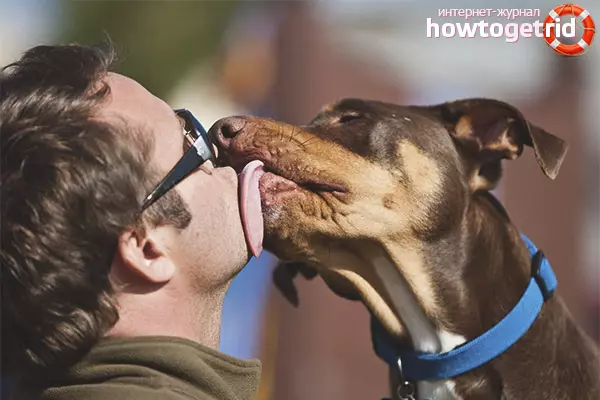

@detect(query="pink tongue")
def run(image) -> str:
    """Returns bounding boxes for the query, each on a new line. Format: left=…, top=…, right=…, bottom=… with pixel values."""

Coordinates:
left=239, top=160, right=265, bottom=257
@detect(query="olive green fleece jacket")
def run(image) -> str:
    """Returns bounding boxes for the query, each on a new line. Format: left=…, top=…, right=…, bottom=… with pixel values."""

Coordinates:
left=10, top=336, right=262, bottom=400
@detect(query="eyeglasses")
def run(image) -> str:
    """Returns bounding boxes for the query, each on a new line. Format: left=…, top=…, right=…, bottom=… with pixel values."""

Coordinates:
left=141, top=109, right=215, bottom=210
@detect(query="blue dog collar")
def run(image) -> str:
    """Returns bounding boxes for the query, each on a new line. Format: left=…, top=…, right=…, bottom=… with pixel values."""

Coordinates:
left=371, top=234, right=557, bottom=382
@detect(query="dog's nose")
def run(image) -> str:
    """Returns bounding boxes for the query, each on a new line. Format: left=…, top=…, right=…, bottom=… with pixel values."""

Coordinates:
left=210, top=116, right=246, bottom=149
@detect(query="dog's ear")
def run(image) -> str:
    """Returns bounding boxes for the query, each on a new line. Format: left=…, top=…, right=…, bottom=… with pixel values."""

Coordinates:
left=273, top=262, right=318, bottom=307
left=272, top=262, right=361, bottom=306
left=431, top=98, right=568, bottom=191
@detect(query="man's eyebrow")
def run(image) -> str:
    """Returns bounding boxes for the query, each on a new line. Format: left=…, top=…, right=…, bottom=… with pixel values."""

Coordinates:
left=174, top=111, right=186, bottom=130
left=173, top=111, right=189, bottom=152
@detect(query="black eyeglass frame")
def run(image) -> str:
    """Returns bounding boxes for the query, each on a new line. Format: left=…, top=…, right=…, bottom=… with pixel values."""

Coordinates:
left=141, top=109, right=215, bottom=210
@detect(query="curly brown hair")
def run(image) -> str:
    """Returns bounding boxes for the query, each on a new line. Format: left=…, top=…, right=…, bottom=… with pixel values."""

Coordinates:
left=1, top=43, right=191, bottom=377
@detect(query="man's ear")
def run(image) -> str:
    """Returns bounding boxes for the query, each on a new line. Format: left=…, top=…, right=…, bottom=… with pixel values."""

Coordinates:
left=116, top=226, right=175, bottom=284
left=429, top=98, right=568, bottom=191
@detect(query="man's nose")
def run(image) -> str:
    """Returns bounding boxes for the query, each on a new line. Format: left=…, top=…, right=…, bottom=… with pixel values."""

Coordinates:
left=209, top=116, right=247, bottom=149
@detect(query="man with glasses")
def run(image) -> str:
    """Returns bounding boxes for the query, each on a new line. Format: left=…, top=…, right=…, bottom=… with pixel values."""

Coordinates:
left=2, top=43, right=263, bottom=399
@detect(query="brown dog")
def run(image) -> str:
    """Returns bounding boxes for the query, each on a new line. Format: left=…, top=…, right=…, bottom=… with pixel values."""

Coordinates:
left=209, top=98, right=600, bottom=399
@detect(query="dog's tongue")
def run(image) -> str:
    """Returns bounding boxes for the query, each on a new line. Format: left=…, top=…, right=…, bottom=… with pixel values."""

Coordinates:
left=239, top=160, right=265, bottom=258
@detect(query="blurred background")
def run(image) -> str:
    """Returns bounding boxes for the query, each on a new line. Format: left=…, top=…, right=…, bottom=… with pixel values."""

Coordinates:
left=1, top=1, right=598, bottom=399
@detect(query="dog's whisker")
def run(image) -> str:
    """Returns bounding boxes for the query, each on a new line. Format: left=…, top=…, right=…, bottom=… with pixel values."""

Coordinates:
left=300, top=136, right=318, bottom=148
left=298, top=138, right=307, bottom=150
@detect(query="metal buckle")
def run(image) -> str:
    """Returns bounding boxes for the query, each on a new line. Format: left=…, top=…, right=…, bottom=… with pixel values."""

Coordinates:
left=396, top=358, right=416, bottom=400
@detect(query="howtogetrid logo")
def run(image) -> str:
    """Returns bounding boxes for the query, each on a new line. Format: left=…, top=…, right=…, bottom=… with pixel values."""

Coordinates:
left=544, top=4, right=595, bottom=56
left=427, top=4, right=595, bottom=57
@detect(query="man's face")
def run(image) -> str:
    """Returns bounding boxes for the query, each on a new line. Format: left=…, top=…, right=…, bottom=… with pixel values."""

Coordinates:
left=101, top=73, right=249, bottom=291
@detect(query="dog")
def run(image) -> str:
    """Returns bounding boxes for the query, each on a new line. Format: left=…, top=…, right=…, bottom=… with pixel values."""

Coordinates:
left=209, top=98, right=600, bottom=399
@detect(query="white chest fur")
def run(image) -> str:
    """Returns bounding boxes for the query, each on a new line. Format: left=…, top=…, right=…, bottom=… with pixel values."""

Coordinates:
left=371, top=253, right=466, bottom=400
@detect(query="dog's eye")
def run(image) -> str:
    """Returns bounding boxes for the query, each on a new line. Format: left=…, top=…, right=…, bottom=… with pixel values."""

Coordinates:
left=337, top=112, right=363, bottom=124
